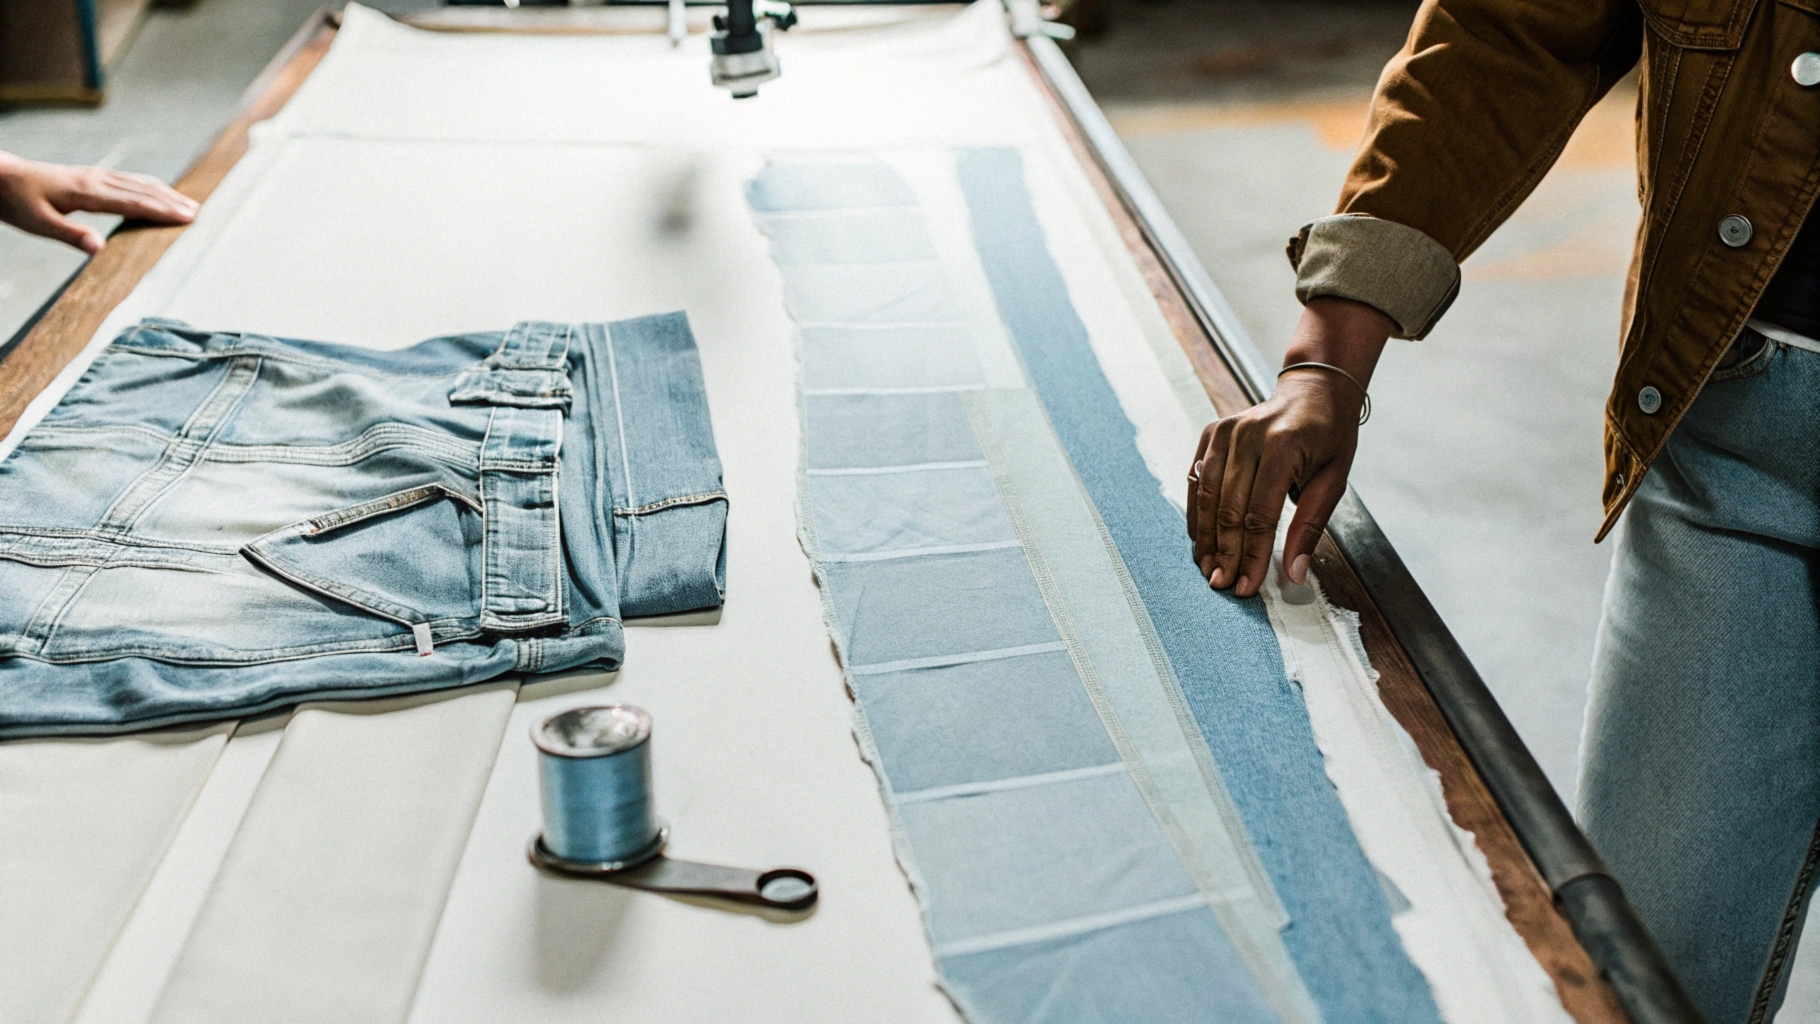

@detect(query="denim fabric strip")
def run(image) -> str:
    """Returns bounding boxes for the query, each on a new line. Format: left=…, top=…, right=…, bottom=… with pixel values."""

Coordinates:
left=753, top=156, right=1295, bottom=1024
left=957, top=146, right=1442, bottom=1023
left=964, top=387, right=1317, bottom=1024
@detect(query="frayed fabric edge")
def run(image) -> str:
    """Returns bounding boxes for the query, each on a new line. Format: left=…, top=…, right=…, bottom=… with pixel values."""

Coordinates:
left=1259, top=520, right=1575, bottom=1024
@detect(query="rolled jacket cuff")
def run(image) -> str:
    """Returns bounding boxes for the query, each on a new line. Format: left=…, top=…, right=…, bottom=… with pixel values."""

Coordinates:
left=1287, top=214, right=1460, bottom=340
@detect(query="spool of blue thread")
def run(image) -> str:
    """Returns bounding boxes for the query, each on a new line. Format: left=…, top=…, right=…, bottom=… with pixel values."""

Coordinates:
left=534, top=705, right=665, bottom=867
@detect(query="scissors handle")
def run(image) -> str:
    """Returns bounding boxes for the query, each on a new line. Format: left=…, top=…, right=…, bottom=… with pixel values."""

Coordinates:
left=528, top=835, right=818, bottom=912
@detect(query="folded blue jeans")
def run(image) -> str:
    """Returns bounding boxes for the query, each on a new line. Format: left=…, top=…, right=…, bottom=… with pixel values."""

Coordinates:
left=0, top=316, right=726, bottom=737
left=1580, top=334, right=1820, bottom=1024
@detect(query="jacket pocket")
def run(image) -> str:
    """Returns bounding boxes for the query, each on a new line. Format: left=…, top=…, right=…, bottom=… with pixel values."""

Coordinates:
left=1638, top=0, right=1758, bottom=48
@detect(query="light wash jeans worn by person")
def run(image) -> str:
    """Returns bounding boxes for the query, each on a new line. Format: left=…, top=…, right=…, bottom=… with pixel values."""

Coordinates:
left=1580, top=329, right=1820, bottom=1024
left=0, top=316, right=727, bottom=739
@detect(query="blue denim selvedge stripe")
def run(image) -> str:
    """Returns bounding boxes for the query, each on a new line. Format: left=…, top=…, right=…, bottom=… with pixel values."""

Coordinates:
left=955, top=147, right=1442, bottom=1024
left=0, top=315, right=723, bottom=737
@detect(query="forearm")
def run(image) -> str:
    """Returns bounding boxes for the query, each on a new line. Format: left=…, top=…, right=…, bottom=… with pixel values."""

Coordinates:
left=1295, top=0, right=1641, bottom=340
left=1283, top=298, right=1393, bottom=388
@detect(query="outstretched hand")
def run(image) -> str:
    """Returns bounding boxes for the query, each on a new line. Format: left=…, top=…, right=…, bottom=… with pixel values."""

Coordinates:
left=0, top=151, right=198, bottom=254
left=1188, top=297, right=1394, bottom=598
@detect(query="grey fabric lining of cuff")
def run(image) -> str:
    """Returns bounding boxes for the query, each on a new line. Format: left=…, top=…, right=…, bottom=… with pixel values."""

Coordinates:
left=1287, top=214, right=1460, bottom=340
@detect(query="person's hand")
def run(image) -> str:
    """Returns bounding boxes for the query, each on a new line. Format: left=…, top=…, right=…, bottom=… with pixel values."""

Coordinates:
left=0, top=151, right=198, bottom=254
left=1188, top=296, right=1393, bottom=598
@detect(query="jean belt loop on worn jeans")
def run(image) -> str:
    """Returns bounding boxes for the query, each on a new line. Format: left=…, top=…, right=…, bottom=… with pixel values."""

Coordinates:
left=457, top=322, right=575, bottom=634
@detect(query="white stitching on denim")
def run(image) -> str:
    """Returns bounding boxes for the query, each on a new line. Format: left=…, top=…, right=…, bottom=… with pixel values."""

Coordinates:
left=603, top=321, right=637, bottom=519
left=305, top=484, right=479, bottom=533
left=0, top=526, right=241, bottom=555
left=610, top=490, right=728, bottom=516
left=203, top=423, right=477, bottom=468
left=109, top=340, right=471, bottom=379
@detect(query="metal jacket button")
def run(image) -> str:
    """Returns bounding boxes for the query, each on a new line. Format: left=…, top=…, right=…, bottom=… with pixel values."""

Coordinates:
left=1720, top=215, right=1754, bottom=247
left=1638, top=386, right=1662, bottom=414
left=1795, top=52, right=1820, bottom=86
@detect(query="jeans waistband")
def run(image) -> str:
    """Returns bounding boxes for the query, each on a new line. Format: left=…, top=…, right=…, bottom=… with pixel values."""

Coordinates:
left=1744, top=318, right=1820, bottom=357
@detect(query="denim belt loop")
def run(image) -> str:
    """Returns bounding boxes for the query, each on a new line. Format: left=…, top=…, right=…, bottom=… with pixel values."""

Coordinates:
left=450, top=320, right=576, bottom=411
left=457, top=322, right=575, bottom=634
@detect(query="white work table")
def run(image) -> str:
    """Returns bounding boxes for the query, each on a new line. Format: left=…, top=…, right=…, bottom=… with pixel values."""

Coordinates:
left=0, top=6, right=1623, bottom=1024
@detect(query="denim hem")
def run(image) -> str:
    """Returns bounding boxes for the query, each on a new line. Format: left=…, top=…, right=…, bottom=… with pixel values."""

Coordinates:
left=0, top=643, right=521, bottom=740
left=513, top=616, right=624, bottom=674
left=1747, top=818, right=1820, bottom=1024
left=1, top=625, right=482, bottom=665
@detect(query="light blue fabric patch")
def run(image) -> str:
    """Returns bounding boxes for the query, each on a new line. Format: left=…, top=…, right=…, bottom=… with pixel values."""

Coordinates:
left=746, top=160, right=917, bottom=212
left=853, top=649, right=1117, bottom=792
left=904, top=768, right=1200, bottom=948
left=941, top=905, right=1281, bottom=1024
left=802, top=392, right=983, bottom=471
left=821, top=548, right=1058, bottom=667
left=780, top=261, right=963, bottom=326
left=806, top=466, right=1013, bottom=555
left=801, top=324, right=984, bottom=392
left=761, top=207, right=938, bottom=266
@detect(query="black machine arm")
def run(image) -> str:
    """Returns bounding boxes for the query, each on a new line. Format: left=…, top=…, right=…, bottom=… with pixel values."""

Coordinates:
left=711, top=0, right=796, bottom=98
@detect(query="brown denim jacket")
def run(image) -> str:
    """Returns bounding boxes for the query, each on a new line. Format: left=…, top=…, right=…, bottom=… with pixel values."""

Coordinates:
left=1286, top=0, right=1820, bottom=539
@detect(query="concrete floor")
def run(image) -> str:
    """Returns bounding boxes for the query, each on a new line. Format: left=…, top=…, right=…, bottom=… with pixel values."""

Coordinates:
left=0, top=0, right=1813, bottom=1016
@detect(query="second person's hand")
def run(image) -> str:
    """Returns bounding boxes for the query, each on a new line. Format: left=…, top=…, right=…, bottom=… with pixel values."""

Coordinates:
left=1188, top=296, right=1394, bottom=598
left=0, top=151, right=198, bottom=254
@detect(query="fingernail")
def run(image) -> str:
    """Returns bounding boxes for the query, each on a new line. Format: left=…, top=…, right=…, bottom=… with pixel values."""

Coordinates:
left=1237, top=575, right=1251, bottom=595
left=1290, top=554, right=1310, bottom=585
left=1209, top=567, right=1224, bottom=588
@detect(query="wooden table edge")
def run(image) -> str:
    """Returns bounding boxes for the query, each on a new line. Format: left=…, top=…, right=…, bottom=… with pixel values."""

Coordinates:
left=0, top=10, right=1627, bottom=1023
left=0, top=9, right=338, bottom=440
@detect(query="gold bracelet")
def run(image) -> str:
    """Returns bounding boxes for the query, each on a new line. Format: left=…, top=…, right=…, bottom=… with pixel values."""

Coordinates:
left=1278, top=361, right=1371, bottom=425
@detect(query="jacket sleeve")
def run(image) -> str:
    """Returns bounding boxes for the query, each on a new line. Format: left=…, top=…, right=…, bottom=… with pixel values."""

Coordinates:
left=1290, top=0, right=1643, bottom=338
